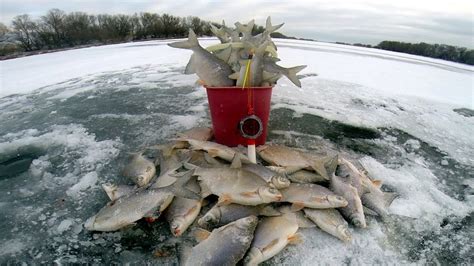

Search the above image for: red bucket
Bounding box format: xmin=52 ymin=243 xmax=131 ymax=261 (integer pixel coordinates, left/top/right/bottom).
xmin=205 ymin=86 xmax=273 ymax=147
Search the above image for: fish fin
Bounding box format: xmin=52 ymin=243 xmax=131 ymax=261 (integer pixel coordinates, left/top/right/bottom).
xmin=207 ymin=149 xmax=220 ymax=157
xmin=310 ymin=160 xmax=329 ymax=180
xmin=167 ymin=29 xmax=199 ymax=49
xmin=183 ymin=161 xmax=198 ymax=170
xmin=372 ymin=179 xmax=383 ymax=188
xmin=184 ymin=54 xmax=196 ymax=74
xmin=199 ymin=182 xmax=212 ymax=198
xmin=295 ymin=211 xmax=316 ymax=228
xmin=230 ymin=154 xmax=242 ymax=168
xmin=228 ymin=72 xmax=240 ymax=80
xmin=324 ymin=154 xmax=339 ymax=177
xmin=168 ymin=170 xmax=201 ymax=200
xmin=383 ymin=192 xmax=398 ymax=208
xmin=235 ymin=20 xmax=254 ymax=37
xmin=214 ymin=46 xmax=232 ymax=62
xmin=240 ymin=191 xmax=257 ymax=197
xmin=193 ymin=228 xmax=211 ymax=242
xmin=284 ymin=65 xmax=307 ymax=88
xmin=259 ymin=205 xmax=281 ymax=216
xmin=262 ymin=238 xmax=279 ymax=252
xmin=290 ymin=202 xmax=305 ymax=212
xmin=210 ymin=24 xmax=220 ymax=36
xmin=288 ymin=233 xmax=303 ymax=245
xmin=217 ymin=194 xmax=233 ymax=205
xmin=101 ymin=183 xmax=118 ymax=201
xmin=363 ymin=206 xmax=380 ymax=217
xmin=265 ymin=16 xmax=284 ymax=33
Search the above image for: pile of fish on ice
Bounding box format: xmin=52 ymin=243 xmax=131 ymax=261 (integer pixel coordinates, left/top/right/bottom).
xmin=84 ymin=127 xmax=397 ymax=265
xmin=168 ymin=17 xmax=307 ymax=87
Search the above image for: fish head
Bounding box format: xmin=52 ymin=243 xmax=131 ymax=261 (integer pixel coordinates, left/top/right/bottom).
xmin=170 ymin=217 xmax=186 ymax=237
xmin=83 ymin=215 xmax=97 ymax=231
xmin=256 ymin=145 xmax=269 ymax=153
xmin=197 ymin=208 xmax=221 ymax=228
xmin=271 ymin=174 xmax=291 ymax=189
xmin=244 ymin=247 xmax=264 ymax=265
xmin=258 ymin=186 xmax=283 ymax=203
xmin=350 ymin=213 xmax=367 ymax=228
xmin=336 ymin=224 xmax=352 ymax=242
xmin=327 ymin=195 xmax=348 ymax=207
xmin=136 ymin=174 xmax=147 ymax=187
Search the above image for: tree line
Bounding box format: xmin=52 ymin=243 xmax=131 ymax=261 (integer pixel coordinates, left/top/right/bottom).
xmin=0 ymin=9 xmax=472 ymax=65
xmin=0 ymin=9 xmax=217 ymax=55
xmin=376 ymin=41 xmax=474 ymax=65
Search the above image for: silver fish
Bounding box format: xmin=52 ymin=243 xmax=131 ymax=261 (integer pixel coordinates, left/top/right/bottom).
xmin=190 ymin=155 xmax=282 ymax=205
xmin=198 ymin=203 xmax=280 ymax=229
xmin=337 ymin=158 xmax=397 ymax=218
xmin=329 ymin=173 xmax=366 ymax=228
xmin=194 ymin=165 xmax=282 ymax=206
xmin=168 ymin=29 xmax=234 ymax=87
xmin=303 ymin=208 xmax=352 ymax=242
xmin=184 ymin=216 xmax=258 ymax=266
xmin=263 ymin=58 xmax=306 ymax=87
xmin=122 ymin=152 xmax=156 ymax=187
xmin=165 ymin=176 xmax=202 ymax=236
xmin=257 ymin=145 xmax=332 ymax=179
xmin=243 ymin=211 xmax=302 ymax=265
xmin=280 ymin=183 xmax=348 ymax=210
xmin=84 ymin=171 xmax=200 ymax=232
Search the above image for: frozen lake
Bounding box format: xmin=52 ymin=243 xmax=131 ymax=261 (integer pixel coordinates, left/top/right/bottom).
xmin=0 ymin=38 xmax=473 ymax=264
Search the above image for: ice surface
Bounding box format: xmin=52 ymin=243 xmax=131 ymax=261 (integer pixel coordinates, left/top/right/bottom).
xmin=0 ymin=38 xmax=472 ymax=264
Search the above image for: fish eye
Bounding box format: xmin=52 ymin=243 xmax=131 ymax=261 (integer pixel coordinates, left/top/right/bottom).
xmin=269 ymin=188 xmax=278 ymax=194
xmin=171 ymin=222 xmax=179 ymax=229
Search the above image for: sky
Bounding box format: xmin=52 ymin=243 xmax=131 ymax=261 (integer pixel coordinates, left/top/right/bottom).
xmin=1 ymin=0 xmax=473 ymax=48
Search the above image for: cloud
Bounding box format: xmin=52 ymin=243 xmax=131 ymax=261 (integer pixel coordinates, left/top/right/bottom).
xmin=1 ymin=0 xmax=472 ymax=48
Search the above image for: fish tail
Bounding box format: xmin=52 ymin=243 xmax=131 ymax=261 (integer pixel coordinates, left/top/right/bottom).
xmin=324 ymin=154 xmax=339 ymax=177
xmin=210 ymin=24 xmax=220 ymax=36
xmin=285 ymin=65 xmax=307 ymax=88
xmin=167 ymin=29 xmax=199 ymax=49
xmin=101 ymin=183 xmax=117 ymax=201
xmin=265 ymin=16 xmax=284 ymax=33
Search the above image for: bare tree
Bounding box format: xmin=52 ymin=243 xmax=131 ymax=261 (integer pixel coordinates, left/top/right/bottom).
xmin=40 ymin=9 xmax=67 ymax=46
xmin=0 ymin=22 xmax=9 ymax=36
xmin=12 ymin=14 xmax=37 ymax=51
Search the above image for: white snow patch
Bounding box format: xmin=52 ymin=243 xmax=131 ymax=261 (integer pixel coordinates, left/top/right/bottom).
xmin=0 ymin=238 xmax=26 ymax=256
xmin=272 ymin=78 xmax=474 ymax=165
xmin=67 ymin=172 xmax=99 ymax=197
xmin=359 ymin=157 xmax=471 ymax=223
xmin=57 ymin=219 xmax=74 ymax=234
